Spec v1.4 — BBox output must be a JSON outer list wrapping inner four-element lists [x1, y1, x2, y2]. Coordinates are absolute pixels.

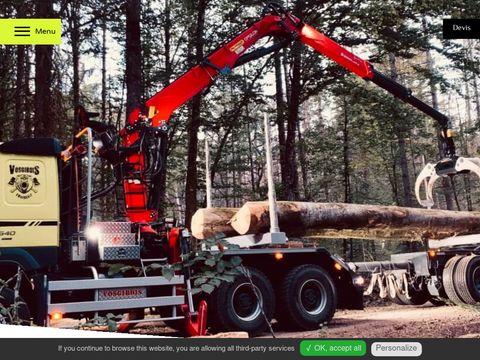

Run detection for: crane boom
[[118, 3, 456, 224]]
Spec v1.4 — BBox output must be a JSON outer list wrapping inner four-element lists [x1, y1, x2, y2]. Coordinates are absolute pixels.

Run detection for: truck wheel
[[210, 267, 274, 336], [453, 255, 480, 305], [0, 288, 30, 325], [388, 290, 405, 305], [278, 265, 337, 330], [394, 284, 430, 306], [442, 255, 464, 305], [429, 296, 446, 306]]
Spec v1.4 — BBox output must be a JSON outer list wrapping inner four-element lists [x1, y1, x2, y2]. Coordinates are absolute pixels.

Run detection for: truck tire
[[394, 284, 430, 306], [453, 255, 480, 305], [0, 288, 30, 325], [442, 255, 464, 305], [277, 264, 337, 330], [428, 296, 446, 306], [210, 267, 274, 336]]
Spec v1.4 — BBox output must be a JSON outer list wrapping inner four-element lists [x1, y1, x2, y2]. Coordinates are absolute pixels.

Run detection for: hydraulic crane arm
[[119, 3, 457, 224]]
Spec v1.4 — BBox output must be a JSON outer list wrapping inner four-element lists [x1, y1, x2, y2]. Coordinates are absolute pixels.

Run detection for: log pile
[[191, 201, 480, 241]]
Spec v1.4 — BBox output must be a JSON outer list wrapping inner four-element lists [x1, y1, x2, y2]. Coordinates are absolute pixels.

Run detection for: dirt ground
[[263, 303, 480, 338], [125, 302, 480, 338]]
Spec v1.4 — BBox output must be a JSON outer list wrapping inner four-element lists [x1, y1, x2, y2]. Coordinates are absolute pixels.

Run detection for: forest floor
[[124, 302, 480, 338]]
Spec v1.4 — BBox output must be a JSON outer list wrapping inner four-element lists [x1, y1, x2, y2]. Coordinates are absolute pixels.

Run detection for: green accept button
[[300, 340, 366, 357], [0, 19, 61, 45]]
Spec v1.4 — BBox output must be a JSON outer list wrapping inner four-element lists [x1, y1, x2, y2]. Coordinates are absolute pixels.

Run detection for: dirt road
[[60, 302, 480, 338], [263, 303, 480, 338]]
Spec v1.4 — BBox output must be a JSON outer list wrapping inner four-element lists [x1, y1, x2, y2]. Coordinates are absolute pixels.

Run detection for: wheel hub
[[298, 279, 327, 316], [231, 283, 262, 322]]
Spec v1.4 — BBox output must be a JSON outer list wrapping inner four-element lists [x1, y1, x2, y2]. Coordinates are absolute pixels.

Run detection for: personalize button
[[371, 342, 422, 357], [300, 340, 366, 356]]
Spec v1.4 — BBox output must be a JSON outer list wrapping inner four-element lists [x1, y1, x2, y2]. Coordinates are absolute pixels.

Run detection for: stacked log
[[228, 201, 480, 241], [190, 207, 239, 240]]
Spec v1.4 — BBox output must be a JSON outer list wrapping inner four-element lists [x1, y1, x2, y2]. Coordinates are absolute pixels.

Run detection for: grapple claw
[[415, 157, 480, 208], [415, 163, 438, 208]]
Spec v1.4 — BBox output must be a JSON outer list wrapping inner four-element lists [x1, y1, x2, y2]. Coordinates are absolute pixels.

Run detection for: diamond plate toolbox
[[98, 233, 136, 246], [91, 222, 132, 234], [100, 245, 140, 260]]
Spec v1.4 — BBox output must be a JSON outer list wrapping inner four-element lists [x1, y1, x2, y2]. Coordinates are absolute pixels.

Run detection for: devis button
[[300, 340, 366, 357]]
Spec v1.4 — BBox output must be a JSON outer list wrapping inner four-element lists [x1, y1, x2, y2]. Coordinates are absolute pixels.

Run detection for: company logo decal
[[8, 165, 40, 199]]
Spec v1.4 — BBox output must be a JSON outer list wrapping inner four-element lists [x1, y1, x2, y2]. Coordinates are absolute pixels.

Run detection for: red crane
[[110, 3, 456, 225]]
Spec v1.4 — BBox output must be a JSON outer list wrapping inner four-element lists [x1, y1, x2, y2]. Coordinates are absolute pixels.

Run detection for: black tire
[[429, 296, 446, 306], [395, 285, 430, 306], [388, 290, 405, 305], [442, 255, 464, 305], [277, 265, 337, 330], [210, 267, 275, 336], [0, 288, 30, 325], [453, 255, 480, 305]]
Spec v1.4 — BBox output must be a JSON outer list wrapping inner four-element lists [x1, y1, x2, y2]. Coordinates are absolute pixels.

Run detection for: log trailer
[[0, 3, 478, 335]]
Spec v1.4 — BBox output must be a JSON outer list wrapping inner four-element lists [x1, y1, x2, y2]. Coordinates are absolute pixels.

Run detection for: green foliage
[[182, 236, 243, 295], [77, 313, 123, 332]]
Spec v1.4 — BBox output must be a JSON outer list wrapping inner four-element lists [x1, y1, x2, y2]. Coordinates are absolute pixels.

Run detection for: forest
[[0, 0, 479, 261]]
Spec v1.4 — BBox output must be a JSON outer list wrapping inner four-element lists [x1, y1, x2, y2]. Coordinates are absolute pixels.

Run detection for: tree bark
[[388, 53, 412, 207], [68, 0, 81, 118], [230, 201, 480, 241], [185, 0, 207, 228], [34, 0, 54, 137], [101, 5, 107, 121], [297, 118, 310, 200], [14, 45, 25, 138], [154, 0, 172, 217], [24, 46, 32, 138], [274, 52, 287, 197], [125, 0, 142, 117], [284, 42, 301, 200], [424, 20, 454, 210], [191, 207, 238, 240]]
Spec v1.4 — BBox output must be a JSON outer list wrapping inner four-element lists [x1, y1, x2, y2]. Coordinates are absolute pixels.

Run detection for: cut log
[[191, 208, 239, 240], [229, 201, 480, 241]]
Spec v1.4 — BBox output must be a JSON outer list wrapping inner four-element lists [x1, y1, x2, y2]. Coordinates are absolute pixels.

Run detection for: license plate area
[[98, 287, 146, 301]]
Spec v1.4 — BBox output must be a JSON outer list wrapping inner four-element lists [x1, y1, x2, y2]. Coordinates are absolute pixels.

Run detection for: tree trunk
[[154, 0, 172, 217], [185, 0, 207, 228], [284, 42, 301, 200], [101, 6, 107, 121], [474, 74, 480, 125], [125, 0, 142, 117], [424, 21, 454, 210], [24, 46, 32, 138], [389, 53, 412, 207], [68, 0, 81, 119], [297, 118, 310, 200], [342, 96, 352, 259], [15, 45, 25, 138], [342, 96, 351, 203], [191, 207, 238, 240], [274, 52, 286, 197], [230, 201, 480, 241], [34, 0, 54, 137]]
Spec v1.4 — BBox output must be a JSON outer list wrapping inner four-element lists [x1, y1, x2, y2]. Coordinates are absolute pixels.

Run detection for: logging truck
[[1, 3, 479, 337]]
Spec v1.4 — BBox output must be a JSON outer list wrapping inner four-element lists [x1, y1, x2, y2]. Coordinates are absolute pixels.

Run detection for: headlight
[[353, 275, 365, 286], [85, 225, 101, 242]]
